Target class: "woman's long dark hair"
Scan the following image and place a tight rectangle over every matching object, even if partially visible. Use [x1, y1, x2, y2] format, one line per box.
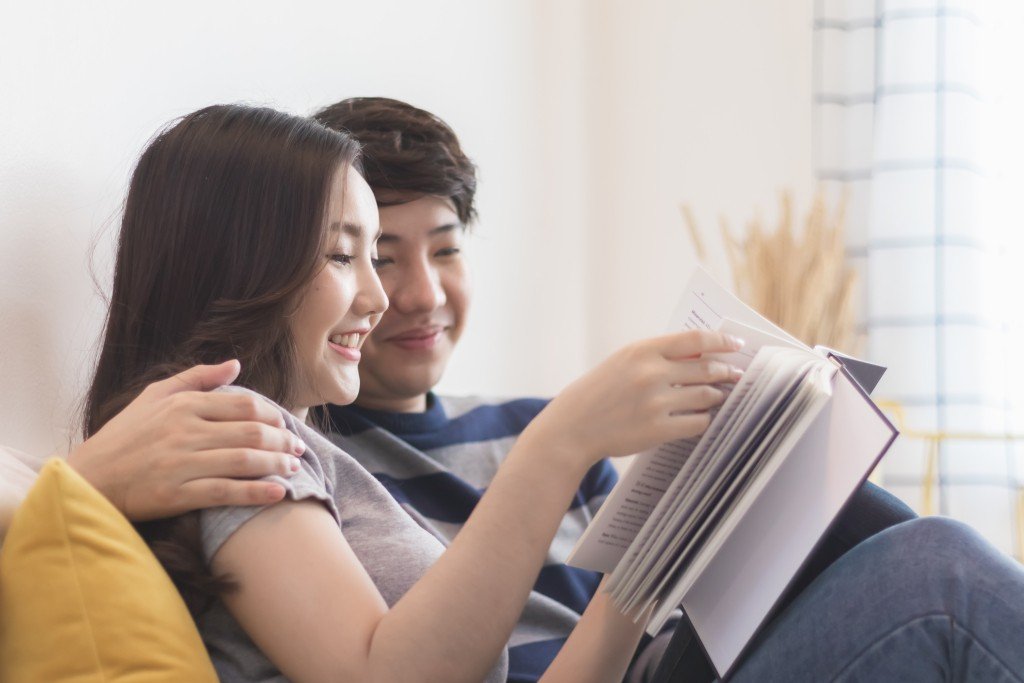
[84, 104, 362, 613]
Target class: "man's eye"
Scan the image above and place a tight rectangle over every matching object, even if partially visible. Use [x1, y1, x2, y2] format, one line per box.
[372, 256, 395, 270]
[436, 247, 461, 258]
[330, 254, 353, 266]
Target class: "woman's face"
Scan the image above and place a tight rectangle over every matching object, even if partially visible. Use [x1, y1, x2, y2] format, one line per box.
[288, 165, 388, 417]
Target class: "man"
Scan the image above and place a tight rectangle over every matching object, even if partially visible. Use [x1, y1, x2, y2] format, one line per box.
[309, 97, 917, 682]
[311, 97, 634, 681]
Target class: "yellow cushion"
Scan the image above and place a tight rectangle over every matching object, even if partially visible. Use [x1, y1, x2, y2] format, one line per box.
[0, 445, 41, 546]
[0, 459, 218, 682]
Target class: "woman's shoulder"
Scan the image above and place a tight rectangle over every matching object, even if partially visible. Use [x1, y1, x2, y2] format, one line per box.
[213, 384, 298, 426]
[207, 387, 390, 503]
[212, 385, 329, 448]
[199, 388, 349, 556]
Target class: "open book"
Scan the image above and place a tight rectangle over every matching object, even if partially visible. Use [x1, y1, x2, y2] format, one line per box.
[566, 267, 898, 679]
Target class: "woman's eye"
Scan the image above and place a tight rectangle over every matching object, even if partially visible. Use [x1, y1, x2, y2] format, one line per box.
[435, 247, 461, 258]
[330, 254, 353, 266]
[372, 256, 394, 270]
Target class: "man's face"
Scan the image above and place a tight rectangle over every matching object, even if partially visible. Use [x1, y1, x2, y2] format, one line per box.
[354, 195, 470, 412]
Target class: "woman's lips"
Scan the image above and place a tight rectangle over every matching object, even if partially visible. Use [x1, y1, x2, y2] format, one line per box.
[328, 340, 361, 361]
[388, 328, 444, 351]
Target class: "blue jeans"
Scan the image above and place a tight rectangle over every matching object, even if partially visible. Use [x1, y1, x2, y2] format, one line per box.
[731, 516, 1024, 681]
[652, 481, 920, 681]
[652, 484, 1024, 681]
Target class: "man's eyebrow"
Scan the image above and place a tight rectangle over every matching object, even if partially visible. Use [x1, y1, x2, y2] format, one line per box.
[378, 223, 461, 243]
[430, 223, 459, 235]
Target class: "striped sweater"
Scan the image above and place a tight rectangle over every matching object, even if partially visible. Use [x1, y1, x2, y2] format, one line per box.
[318, 394, 670, 682]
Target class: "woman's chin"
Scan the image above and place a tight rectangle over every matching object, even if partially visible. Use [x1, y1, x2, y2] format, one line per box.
[295, 379, 360, 411]
[325, 381, 360, 407]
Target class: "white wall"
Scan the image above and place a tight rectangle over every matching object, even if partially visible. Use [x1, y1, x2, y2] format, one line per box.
[0, 0, 813, 457]
[581, 0, 816, 357]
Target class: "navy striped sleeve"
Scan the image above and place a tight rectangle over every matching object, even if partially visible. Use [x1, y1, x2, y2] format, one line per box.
[575, 458, 619, 512]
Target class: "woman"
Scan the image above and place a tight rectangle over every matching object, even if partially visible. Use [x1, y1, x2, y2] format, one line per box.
[86, 104, 1024, 682]
[84, 104, 742, 682]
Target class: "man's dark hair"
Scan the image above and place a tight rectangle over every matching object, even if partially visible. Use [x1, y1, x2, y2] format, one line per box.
[312, 97, 478, 225]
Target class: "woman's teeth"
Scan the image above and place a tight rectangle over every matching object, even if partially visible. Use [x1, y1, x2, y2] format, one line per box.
[330, 333, 360, 348]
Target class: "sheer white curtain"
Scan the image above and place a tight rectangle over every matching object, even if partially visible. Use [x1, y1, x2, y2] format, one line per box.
[813, 0, 1024, 556]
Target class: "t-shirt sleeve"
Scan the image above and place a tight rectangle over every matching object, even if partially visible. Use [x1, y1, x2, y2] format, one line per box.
[197, 389, 342, 565]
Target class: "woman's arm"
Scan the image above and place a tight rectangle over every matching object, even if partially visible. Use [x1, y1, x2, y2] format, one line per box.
[68, 360, 305, 519]
[213, 330, 743, 683]
[214, 436, 588, 683]
[539, 579, 649, 683]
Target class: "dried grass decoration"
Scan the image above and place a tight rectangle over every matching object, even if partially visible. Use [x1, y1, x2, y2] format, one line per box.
[682, 191, 859, 352]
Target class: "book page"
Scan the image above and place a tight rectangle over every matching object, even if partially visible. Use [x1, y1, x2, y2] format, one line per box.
[612, 350, 822, 611]
[606, 327, 808, 603]
[605, 353, 772, 600]
[669, 268, 807, 350]
[676, 371, 896, 677]
[645, 361, 836, 626]
[566, 437, 697, 572]
[566, 268, 796, 573]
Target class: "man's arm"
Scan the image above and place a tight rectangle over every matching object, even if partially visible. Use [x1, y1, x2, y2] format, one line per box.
[67, 360, 306, 520]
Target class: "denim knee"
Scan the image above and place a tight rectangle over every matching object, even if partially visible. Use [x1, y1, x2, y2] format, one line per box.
[894, 515, 982, 551]
[874, 517, 999, 613]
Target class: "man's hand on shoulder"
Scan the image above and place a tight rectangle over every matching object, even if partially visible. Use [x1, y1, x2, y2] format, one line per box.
[68, 360, 305, 520]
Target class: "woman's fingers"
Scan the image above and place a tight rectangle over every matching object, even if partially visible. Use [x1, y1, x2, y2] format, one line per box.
[666, 358, 743, 388]
[534, 331, 747, 463]
[664, 412, 714, 440]
[659, 330, 744, 360]
[667, 384, 728, 414]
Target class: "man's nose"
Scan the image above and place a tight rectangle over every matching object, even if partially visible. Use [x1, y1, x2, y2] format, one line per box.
[391, 259, 445, 313]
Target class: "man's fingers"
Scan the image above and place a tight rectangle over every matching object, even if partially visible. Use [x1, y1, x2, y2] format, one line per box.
[175, 478, 287, 513]
[190, 421, 304, 456]
[146, 360, 241, 399]
[189, 391, 288, 430]
[179, 447, 302, 483]
[661, 330, 744, 360]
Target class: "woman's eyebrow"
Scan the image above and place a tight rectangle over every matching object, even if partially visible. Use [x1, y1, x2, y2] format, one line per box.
[328, 221, 366, 238]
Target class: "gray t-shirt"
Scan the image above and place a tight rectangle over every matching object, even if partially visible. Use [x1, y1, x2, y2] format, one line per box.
[197, 387, 509, 682]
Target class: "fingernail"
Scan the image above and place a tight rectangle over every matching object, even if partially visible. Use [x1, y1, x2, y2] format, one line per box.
[731, 366, 744, 379]
[289, 459, 301, 473]
[293, 440, 306, 456]
[726, 335, 745, 350]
